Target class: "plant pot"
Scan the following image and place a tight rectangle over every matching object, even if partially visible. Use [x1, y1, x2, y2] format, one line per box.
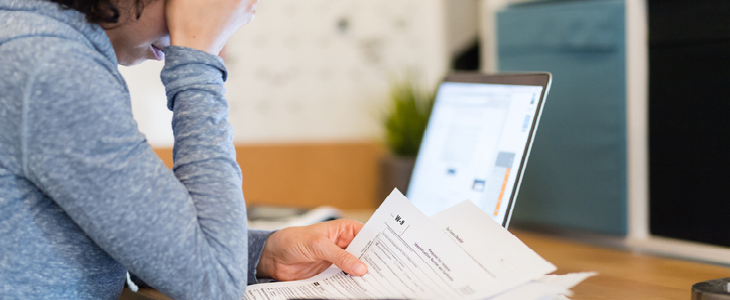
[377, 155, 416, 205]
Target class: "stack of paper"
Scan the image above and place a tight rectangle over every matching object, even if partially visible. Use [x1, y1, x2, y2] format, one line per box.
[245, 190, 594, 300]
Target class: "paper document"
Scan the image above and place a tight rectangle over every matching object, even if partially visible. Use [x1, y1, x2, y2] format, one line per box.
[244, 190, 590, 300]
[481, 272, 596, 300]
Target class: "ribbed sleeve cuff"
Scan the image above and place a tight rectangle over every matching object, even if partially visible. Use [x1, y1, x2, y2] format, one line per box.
[160, 46, 228, 111]
[247, 229, 275, 285]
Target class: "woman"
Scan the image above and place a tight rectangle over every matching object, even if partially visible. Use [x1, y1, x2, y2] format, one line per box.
[0, 0, 367, 299]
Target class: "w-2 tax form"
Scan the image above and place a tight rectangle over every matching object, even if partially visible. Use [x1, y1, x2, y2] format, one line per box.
[244, 189, 593, 300]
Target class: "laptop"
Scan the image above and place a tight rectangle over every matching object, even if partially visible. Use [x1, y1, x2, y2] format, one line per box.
[407, 72, 552, 228]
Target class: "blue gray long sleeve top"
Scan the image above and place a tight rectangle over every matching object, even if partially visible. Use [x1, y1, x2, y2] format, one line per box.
[0, 0, 271, 299]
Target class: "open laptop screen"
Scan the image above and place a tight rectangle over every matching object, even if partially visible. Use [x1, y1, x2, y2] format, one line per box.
[407, 73, 550, 228]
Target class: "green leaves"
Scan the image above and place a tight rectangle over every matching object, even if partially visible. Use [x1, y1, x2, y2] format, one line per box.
[383, 80, 435, 157]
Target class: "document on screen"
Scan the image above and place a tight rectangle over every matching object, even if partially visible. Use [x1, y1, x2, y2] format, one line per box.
[244, 189, 557, 300]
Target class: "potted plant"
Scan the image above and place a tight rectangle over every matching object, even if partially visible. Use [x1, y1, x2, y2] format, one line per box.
[378, 78, 436, 201]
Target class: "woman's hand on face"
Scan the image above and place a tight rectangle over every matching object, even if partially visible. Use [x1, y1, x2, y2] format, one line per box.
[166, 0, 258, 55]
[256, 219, 369, 281]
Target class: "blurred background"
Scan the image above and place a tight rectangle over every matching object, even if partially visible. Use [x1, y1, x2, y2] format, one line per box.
[119, 0, 730, 256]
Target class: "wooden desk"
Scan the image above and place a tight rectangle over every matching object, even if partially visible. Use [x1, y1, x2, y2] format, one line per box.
[122, 211, 730, 300]
[513, 230, 730, 300]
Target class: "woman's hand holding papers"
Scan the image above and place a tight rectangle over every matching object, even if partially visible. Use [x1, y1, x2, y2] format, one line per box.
[257, 219, 369, 281]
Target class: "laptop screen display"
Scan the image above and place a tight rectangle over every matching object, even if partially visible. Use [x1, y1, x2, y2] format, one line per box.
[407, 81, 545, 226]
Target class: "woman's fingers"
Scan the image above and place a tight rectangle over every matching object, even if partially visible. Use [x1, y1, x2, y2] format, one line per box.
[314, 236, 368, 276]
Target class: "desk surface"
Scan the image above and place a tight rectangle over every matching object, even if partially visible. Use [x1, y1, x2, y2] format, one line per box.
[513, 230, 730, 300]
[125, 210, 730, 300]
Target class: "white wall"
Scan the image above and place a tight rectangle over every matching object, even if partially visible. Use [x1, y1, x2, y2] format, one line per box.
[119, 61, 172, 146]
[123, 0, 487, 146]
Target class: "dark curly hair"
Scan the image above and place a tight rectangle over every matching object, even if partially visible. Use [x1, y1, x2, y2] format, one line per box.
[47, 0, 144, 25]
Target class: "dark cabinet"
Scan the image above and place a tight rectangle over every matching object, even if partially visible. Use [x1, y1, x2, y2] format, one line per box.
[648, 0, 730, 247]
